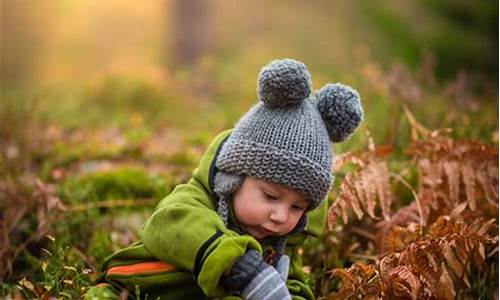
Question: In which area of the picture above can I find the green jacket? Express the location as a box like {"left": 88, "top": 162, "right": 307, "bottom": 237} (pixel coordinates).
{"left": 89, "top": 130, "right": 327, "bottom": 300}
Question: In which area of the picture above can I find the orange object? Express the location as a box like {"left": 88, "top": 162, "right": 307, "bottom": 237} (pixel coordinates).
{"left": 107, "top": 261, "right": 176, "bottom": 276}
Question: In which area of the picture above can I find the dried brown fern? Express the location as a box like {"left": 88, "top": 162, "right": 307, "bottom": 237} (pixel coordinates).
{"left": 328, "top": 216, "right": 497, "bottom": 299}
{"left": 328, "top": 136, "right": 394, "bottom": 228}
{"left": 0, "top": 177, "right": 66, "bottom": 279}
{"left": 408, "top": 137, "right": 499, "bottom": 225}
{"left": 326, "top": 110, "right": 499, "bottom": 299}
{"left": 329, "top": 111, "right": 498, "bottom": 228}
{"left": 326, "top": 262, "right": 380, "bottom": 300}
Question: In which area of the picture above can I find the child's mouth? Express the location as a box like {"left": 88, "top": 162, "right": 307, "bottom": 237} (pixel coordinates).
{"left": 246, "top": 226, "right": 277, "bottom": 239}
{"left": 258, "top": 227, "right": 276, "bottom": 236}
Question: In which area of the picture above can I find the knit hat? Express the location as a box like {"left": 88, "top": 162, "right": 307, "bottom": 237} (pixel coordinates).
{"left": 214, "top": 58, "right": 363, "bottom": 213}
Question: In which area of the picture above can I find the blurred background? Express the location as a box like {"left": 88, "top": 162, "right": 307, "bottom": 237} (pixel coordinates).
{"left": 2, "top": 0, "right": 498, "bottom": 168}
{"left": 2, "top": 0, "right": 498, "bottom": 139}
{"left": 2, "top": 0, "right": 499, "bottom": 85}
{"left": 0, "top": 0, "right": 498, "bottom": 297}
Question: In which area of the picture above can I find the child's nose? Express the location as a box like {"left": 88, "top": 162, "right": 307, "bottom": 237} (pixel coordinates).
{"left": 270, "top": 205, "right": 288, "bottom": 224}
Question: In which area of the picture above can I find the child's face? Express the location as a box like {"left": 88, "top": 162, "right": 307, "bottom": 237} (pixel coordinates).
{"left": 232, "top": 176, "right": 308, "bottom": 240}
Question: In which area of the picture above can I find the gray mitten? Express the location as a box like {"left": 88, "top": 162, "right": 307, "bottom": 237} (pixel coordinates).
{"left": 223, "top": 249, "right": 291, "bottom": 300}
{"left": 276, "top": 254, "right": 290, "bottom": 281}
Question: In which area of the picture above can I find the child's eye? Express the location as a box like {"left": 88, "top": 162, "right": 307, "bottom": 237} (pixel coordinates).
{"left": 292, "top": 205, "right": 306, "bottom": 211}
{"left": 263, "top": 191, "right": 278, "bottom": 201}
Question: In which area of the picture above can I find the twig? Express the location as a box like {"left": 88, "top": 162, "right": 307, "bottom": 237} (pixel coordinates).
{"left": 9, "top": 231, "right": 45, "bottom": 277}
{"left": 351, "top": 226, "right": 377, "bottom": 241}
{"left": 389, "top": 172, "right": 425, "bottom": 235}
{"left": 347, "top": 253, "right": 379, "bottom": 262}
{"left": 66, "top": 199, "right": 155, "bottom": 212}
{"left": 72, "top": 246, "right": 97, "bottom": 271}
{"left": 403, "top": 105, "right": 431, "bottom": 140}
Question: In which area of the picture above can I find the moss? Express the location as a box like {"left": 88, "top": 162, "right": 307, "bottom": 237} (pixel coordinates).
{"left": 61, "top": 167, "right": 169, "bottom": 203}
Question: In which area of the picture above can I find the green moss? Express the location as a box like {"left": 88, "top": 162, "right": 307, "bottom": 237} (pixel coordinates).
{"left": 61, "top": 167, "right": 170, "bottom": 203}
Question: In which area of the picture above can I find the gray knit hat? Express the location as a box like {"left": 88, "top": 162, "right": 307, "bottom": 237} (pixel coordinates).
{"left": 215, "top": 58, "right": 363, "bottom": 212}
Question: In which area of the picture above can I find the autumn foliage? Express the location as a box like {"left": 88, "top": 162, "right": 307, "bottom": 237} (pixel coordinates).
{"left": 325, "top": 109, "right": 498, "bottom": 299}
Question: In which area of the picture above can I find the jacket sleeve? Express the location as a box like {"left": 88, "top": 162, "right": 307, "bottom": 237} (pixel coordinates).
{"left": 139, "top": 178, "right": 261, "bottom": 298}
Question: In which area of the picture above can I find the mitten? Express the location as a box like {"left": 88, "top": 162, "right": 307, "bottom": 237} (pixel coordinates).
{"left": 223, "top": 249, "right": 291, "bottom": 300}
{"left": 275, "top": 254, "right": 290, "bottom": 281}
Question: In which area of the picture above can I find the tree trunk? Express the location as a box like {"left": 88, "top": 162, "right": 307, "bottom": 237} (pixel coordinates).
{"left": 171, "top": 0, "right": 212, "bottom": 70}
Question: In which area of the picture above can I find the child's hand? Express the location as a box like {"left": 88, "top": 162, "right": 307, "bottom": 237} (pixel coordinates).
{"left": 276, "top": 254, "right": 290, "bottom": 281}
{"left": 242, "top": 263, "right": 291, "bottom": 300}
{"left": 223, "top": 249, "right": 291, "bottom": 300}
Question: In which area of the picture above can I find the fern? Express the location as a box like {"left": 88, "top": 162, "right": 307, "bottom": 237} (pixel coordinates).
{"left": 327, "top": 262, "right": 380, "bottom": 300}
{"left": 326, "top": 112, "right": 498, "bottom": 299}
{"left": 328, "top": 142, "right": 393, "bottom": 227}
{"left": 328, "top": 216, "right": 497, "bottom": 299}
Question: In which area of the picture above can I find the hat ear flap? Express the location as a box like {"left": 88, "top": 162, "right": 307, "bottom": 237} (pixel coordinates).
{"left": 316, "top": 83, "right": 363, "bottom": 143}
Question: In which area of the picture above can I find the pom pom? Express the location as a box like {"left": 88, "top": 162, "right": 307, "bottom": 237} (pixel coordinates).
{"left": 316, "top": 83, "right": 364, "bottom": 143}
{"left": 257, "top": 59, "right": 312, "bottom": 108}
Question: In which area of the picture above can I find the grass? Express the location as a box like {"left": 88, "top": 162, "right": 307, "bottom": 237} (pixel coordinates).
{"left": 1, "top": 5, "right": 497, "bottom": 298}
{"left": 0, "top": 53, "right": 497, "bottom": 298}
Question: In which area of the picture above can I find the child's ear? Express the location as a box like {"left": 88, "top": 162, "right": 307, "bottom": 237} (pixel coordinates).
{"left": 315, "top": 83, "right": 364, "bottom": 143}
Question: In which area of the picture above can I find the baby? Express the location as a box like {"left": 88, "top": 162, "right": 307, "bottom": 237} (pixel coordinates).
{"left": 85, "top": 58, "right": 363, "bottom": 300}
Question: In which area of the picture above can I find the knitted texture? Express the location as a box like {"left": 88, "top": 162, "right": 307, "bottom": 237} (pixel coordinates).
{"left": 216, "top": 58, "right": 363, "bottom": 209}
{"left": 224, "top": 249, "right": 291, "bottom": 300}
{"left": 317, "top": 83, "right": 364, "bottom": 142}
{"left": 223, "top": 249, "right": 267, "bottom": 292}
{"left": 213, "top": 171, "right": 243, "bottom": 225}
{"left": 258, "top": 59, "right": 312, "bottom": 108}
{"left": 275, "top": 254, "right": 290, "bottom": 281}
{"left": 216, "top": 99, "right": 332, "bottom": 209}
{"left": 243, "top": 267, "right": 291, "bottom": 300}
